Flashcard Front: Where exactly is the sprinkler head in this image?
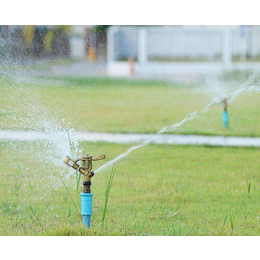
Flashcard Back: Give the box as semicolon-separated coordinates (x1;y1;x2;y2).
222;97;229;129
222;97;228;111
64;153;105;193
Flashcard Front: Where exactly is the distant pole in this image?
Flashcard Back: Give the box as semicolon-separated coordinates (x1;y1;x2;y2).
128;56;135;75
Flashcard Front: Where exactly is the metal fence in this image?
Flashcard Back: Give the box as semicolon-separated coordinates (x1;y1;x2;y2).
108;26;260;64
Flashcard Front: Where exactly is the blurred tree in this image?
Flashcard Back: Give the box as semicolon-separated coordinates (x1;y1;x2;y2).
43;31;55;52
24;25;35;46
22;25;72;57
94;25;110;33
56;25;73;34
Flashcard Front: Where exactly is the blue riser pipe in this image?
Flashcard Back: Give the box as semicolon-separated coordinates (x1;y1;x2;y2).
81;193;93;228
223;111;229;128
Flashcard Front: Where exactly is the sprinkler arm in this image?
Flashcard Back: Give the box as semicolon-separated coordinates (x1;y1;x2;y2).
92;154;106;161
64;156;87;175
64;154;105;176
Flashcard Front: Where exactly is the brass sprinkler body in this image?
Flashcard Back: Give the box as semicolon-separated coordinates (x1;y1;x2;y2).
64;154;105;193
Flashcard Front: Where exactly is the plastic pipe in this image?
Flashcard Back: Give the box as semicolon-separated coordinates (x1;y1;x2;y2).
223;111;229;128
81;193;93;228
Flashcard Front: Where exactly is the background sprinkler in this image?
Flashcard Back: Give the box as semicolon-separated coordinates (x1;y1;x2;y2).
64;153;105;228
223;98;229;128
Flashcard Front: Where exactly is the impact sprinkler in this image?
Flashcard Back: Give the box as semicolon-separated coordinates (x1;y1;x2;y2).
222;98;229;128
64;153;105;228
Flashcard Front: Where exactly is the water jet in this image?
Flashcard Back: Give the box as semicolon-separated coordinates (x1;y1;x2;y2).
64;153;105;228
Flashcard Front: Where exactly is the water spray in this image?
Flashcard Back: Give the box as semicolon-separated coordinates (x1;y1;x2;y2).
64;153;105;228
222;98;229;128
95;74;260;174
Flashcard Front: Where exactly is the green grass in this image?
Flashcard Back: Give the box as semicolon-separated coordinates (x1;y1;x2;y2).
1;71;260;236
1;141;260;236
1;76;260;136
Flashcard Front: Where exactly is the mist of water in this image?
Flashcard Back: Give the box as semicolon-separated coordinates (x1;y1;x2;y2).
0;59;79;181
1;35;260;181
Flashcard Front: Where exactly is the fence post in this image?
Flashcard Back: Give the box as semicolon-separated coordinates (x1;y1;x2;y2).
222;29;232;69
138;28;147;65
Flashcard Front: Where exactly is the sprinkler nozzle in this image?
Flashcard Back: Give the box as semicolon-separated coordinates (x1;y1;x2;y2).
64;153;105;193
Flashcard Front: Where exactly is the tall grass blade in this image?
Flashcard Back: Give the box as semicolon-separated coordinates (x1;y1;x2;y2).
230;214;234;235
67;130;73;154
76;172;81;194
102;166;116;226
59;174;77;210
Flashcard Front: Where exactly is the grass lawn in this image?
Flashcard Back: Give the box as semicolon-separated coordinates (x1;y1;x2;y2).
1;70;260;236
1;141;260;236
1;76;260;136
